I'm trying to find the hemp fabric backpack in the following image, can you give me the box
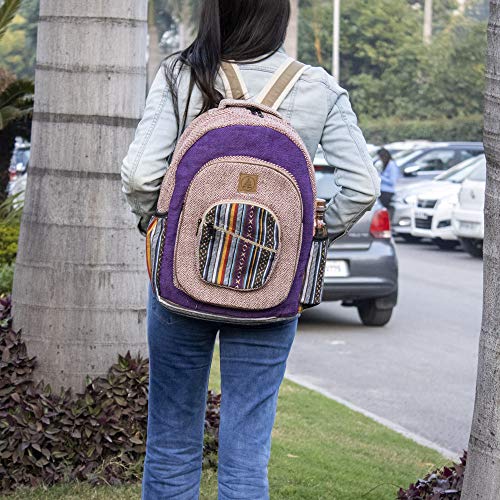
[145,56,329,324]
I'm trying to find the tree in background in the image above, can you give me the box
[462,1,500,496]
[11,0,149,391]
[298,0,486,125]
[0,0,34,201]
[0,0,38,79]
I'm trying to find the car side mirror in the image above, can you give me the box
[403,165,420,177]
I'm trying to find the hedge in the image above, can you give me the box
[360,114,484,145]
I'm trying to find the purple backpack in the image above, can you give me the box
[146,57,328,324]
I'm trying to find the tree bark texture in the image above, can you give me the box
[11,0,149,392]
[462,1,500,498]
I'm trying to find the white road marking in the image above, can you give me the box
[284,372,460,461]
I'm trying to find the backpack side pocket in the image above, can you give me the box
[299,236,328,308]
[146,212,168,296]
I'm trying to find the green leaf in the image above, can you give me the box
[0,0,21,41]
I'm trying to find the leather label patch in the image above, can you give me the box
[238,173,258,193]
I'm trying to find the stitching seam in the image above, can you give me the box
[333,98,379,196]
[129,82,171,216]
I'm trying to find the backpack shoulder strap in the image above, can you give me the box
[254,57,308,110]
[219,61,249,100]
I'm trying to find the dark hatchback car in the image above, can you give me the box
[313,151,398,326]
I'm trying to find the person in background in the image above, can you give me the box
[377,147,400,219]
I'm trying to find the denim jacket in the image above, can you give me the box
[121,45,381,243]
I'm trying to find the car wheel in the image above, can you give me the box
[433,238,459,250]
[357,301,393,327]
[400,234,421,243]
[459,237,483,258]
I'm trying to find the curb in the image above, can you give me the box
[284,372,461,462]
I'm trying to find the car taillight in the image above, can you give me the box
[370,209,392,238]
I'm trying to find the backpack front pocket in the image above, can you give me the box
[197,202,280,291]
[172,157,303,310]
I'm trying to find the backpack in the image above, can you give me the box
[145,56,329,324]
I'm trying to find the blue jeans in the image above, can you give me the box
[142,284,298,500]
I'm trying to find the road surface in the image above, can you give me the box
[287,238,483,455]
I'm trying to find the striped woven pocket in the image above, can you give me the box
[197,202,280,291]
[146,212,168,296]
[299,236,328,307]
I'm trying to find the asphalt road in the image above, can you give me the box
[286,237,483,455]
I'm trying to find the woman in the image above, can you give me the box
[121,1,380,498]
[377,147,400,219]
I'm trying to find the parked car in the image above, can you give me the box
[314,155,398,327]
[396,142,484,185]
[452,158,486,258]
[391,155,484,242]
[7,138,30,201]
[384,140,433,157]
[409,156,486,249]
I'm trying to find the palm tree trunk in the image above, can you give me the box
[11,0,149,392]
[285,0,299,59]
[147,0,163,90]
[462,1,500,497]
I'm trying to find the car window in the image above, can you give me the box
[415,149,457,170]
[435,155,484,181]
[467,149,484,157]
[468,160,487,181]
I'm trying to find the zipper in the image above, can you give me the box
[200,219,278,253]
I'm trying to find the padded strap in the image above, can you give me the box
[219,61,249,100]
[254,57,308,110]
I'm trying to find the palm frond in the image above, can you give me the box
[0,190,24,224]
[0,79,34,109]
[0,105,21,130]
[0,0,22,41]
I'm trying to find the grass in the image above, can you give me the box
[3,347,449,500]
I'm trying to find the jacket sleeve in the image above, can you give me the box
[120,64,179,236]
[319,82,381,245]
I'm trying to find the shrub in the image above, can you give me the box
[361,115,484,145]
[398,451,467,499]
[0,263,14,295]
[0,223,19,266]
[0,295,221,492]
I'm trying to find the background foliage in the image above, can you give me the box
[299,0,487,123]
[0,0,489,140]
[0,294,221,492]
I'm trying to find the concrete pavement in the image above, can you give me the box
[286,238,483,455]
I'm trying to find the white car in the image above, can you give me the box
[384,140,433,157]
[410,156,486,249]
[391,156,483,242]
[452,158,486,258]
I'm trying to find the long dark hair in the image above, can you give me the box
[377,148,393,172]
[163,0,291,133]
